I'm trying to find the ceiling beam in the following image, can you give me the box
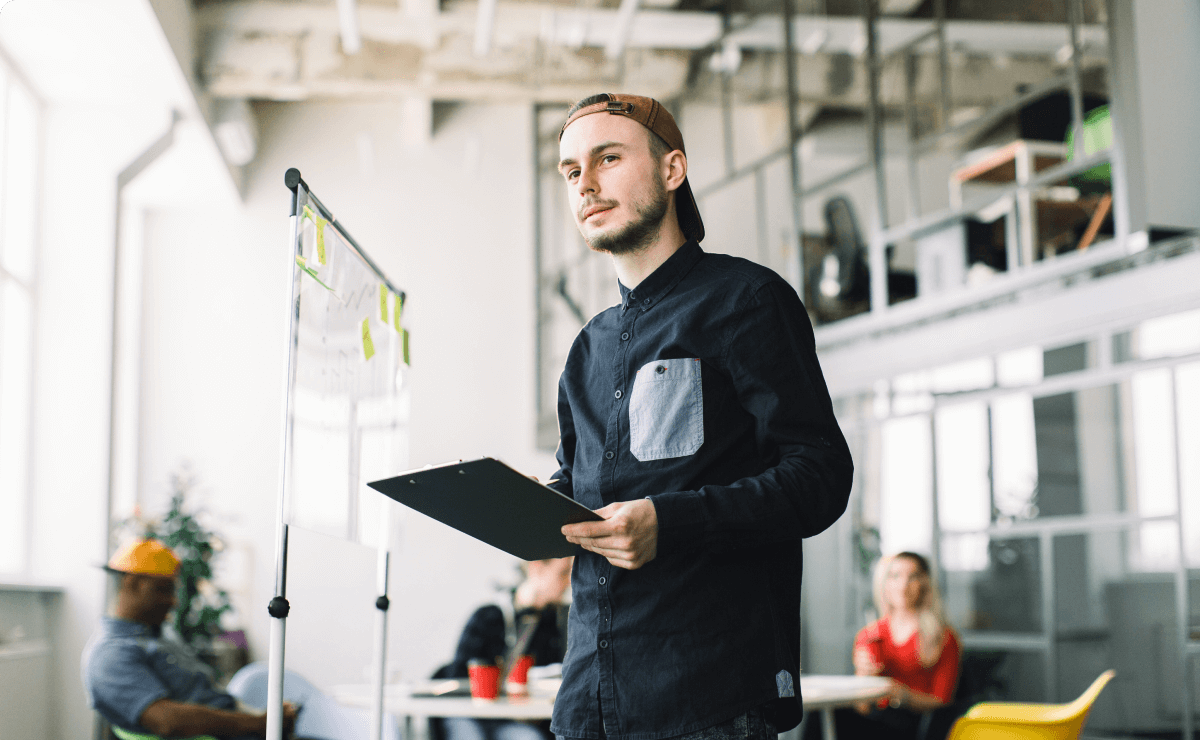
[195,2,1106,104]
[335,0,363,54]
[605,0,643,60]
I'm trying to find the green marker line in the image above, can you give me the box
[380,283,388,323]
[295,256,335,293]
[402,328,410,366]
[362,318,376,361]
[393,292,404,332]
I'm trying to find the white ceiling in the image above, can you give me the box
[0,0,188,107]
[0,0,240,207]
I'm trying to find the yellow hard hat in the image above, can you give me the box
[105,539,180,577]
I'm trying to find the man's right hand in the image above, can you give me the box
[256,701,300,738]
[281,701,300,736]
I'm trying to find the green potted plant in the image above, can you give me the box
[115,465,234,655]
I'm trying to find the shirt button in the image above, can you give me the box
[599,576,607,585]
[614,390,623,399]
[621,332,630,341]
[599,640,609,649]
[604,451,614,460]
[643,298,651,305]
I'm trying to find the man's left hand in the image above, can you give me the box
[563,499,658,570]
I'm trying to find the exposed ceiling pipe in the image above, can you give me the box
[336,0,363,54]
[605,0,642,59]
[474,0,498,56]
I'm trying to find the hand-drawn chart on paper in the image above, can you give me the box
[285,205,410,545]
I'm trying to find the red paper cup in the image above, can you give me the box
[505,655,535,694]
[468,661,500,700]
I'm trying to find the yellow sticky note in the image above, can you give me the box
[402,328,410,366]
[301,206,327,264]
[393,292,404,332]
[362,318,375,361]
[380,283,388,323]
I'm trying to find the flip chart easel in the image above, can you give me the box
[267,168,409,740]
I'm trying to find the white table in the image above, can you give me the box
[335,675,889,740]
[798,675,892,740]
[333,679,556,740]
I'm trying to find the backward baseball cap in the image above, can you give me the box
[559,93,705,243]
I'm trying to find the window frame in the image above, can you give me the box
[0,42,44,579]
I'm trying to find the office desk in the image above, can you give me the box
[798,675,892,740]
[333,679,555,740]
[334,676,890,740]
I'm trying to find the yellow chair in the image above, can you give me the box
[946,670,1115,740]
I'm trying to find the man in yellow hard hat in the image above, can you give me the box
[82,538,298,739]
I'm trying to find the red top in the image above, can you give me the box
[854,616,961,705]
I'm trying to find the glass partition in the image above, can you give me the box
[943,534,1043,634]
[840,309,1200,717]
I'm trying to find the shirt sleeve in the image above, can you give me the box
[928,629,962,704]
[549,371,576,500]
[85,640,170,732]
[649,279,854,552]
[853,621,883,662]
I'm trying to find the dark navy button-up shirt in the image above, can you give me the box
[547,242,853,740]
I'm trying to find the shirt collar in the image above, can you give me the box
[103,616,161,638]
[617,241,703,310]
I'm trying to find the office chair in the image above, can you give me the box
[946,669,1115,740]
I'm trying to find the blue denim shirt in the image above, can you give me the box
[82,617,237,733]
[547,242,853,740]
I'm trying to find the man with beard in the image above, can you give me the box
[548,94,853,740]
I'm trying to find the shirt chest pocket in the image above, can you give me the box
[147,643,205,693]
[628,358,704,462]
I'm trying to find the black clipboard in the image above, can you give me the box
[367,458,601,560]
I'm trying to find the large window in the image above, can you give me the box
[842,304,1200,728]
[0,55,40,575]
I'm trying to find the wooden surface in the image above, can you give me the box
[952,140,1066,184]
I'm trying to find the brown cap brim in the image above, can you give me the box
[675,178,704,243]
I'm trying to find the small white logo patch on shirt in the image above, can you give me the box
[776,669,795,698]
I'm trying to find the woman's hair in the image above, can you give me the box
[872,551,951,667]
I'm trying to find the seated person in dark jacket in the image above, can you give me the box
[436,557,572,740]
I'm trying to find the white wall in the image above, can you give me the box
[134,100,557,691]
[30,103,179,740]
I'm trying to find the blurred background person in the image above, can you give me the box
[83,539,299,739]
[806,551,960,740]
[434,557,573,740]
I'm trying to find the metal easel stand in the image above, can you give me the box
[266,168,308,740]
[371,545,392,740]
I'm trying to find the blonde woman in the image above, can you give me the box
[807,552,961,740]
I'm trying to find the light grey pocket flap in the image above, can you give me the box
[628,358,703,462]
